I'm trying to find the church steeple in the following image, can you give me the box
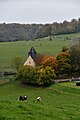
[28,47,37,60]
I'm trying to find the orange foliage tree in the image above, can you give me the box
[40,55,57,72]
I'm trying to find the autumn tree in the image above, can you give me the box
[37,66,56,86]
[41,55,57,72]
[56,51,71,75]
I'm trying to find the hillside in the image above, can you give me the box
[0,35,68,68]
[0,18,80,41]
[0,33,80,69]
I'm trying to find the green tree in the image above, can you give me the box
[69,44,80,73]
[12,56,22,72]
[42,24,52,37]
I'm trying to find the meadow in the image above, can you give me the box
[0,80,80,120]
[0,32,80,69]
[0,33,80,120]
[0,33,76,68]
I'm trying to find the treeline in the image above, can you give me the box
[0,18,80,42]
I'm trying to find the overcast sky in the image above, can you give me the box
[0,0,80,24]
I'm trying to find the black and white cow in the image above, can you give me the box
[18,95,28,101]
[37,96,42,101]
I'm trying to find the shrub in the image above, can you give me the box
[17,65,56,86]
[16,65,38,84]
[62,46,69,52]
[76,82,80,86]
[37,66,56,86]
[11,56,23,72]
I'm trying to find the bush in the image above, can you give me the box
[17,65,56,86]
[62,46,69,52]
[11,56,23,72]
[76,82,80,86]
[16,65,38,84]
[37,66,56,86]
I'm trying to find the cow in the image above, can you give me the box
[37,96,42,101]
[18,95,28,101]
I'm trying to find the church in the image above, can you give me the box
[24,47,37,67]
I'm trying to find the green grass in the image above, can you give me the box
[0,80,80,120]
[0,33,80,120]
[0,32,80,69]
[0,35,69,68]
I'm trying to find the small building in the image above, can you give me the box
[24,47,37,67]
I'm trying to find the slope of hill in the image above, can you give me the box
[0,35,68,68]
[0,18,80,41]
[0,33,80,69]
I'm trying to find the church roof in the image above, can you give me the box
[28,47,37,60]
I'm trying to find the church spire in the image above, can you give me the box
[28,47,37,60]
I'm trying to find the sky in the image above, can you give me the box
[0,0,80,24]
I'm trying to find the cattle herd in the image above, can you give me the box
[18,95,42,101]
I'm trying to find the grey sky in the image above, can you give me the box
[0,0,80,24]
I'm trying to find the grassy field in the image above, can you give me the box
[0,33,80,68]
[0,33,80,120]
[0,80,80,120]
[0,33,76,68]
